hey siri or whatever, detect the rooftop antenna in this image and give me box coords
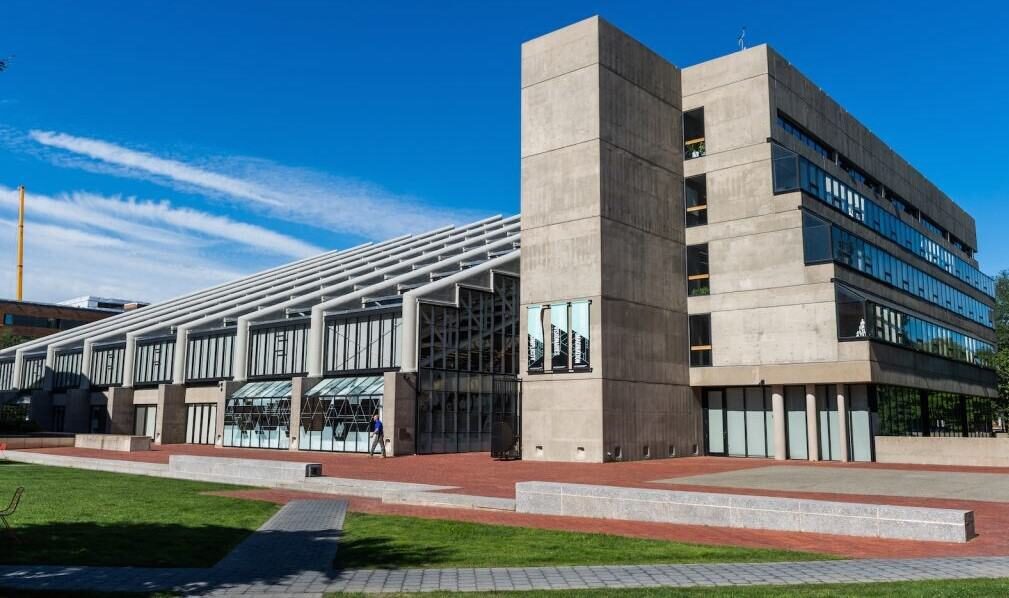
[737,26,747,51]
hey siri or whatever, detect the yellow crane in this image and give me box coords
[16,184,24,301]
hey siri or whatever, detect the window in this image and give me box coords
[686,244,710,296]
[830,226,992,328]
[684,175,707,227]
[683,108,705,159]
[835,286,867,339]
[550,303,569,371]
[2,314,11,326]
[833,284,994,368]
[776,113,831,160]
[526,306,544,371]
[802,212,832,263]
[689,314,712,367]
[771,143,995,298]
[772,143,799,192]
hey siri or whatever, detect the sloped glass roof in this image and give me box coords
[306,376,384,398]
[231,380,293,399]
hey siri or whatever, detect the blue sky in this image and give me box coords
[1,0,1006,302]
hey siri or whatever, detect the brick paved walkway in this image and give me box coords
[3,556,1009,595]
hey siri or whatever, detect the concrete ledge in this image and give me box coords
[3,450,168,476]
[515,482,974,543]
[382,491,517,511]
[168,455,321,483]
[0,435,75,450]
[74,434,151,452]
[875,436,1009,467]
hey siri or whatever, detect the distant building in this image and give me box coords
[0,299,117,342]
[58,296,149,313]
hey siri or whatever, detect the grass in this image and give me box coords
[0,461,278,567]
[328,578,1009,597]
[334,512,831,570]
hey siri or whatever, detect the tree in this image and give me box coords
[994,271,1009,423]
[0,330,28,350]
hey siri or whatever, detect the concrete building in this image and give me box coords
[0,17,999,465]
[59,296,149,313]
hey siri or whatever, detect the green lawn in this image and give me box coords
[329,578,1009,597]
[334,512,831,570]
[0,461,278,567]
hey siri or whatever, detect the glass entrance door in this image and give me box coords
[186,403,217,444]
[134,405,157,439]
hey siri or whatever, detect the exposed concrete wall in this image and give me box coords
[520,16,692,463]
[154,384,187,445]
[875,436,1009,467]
[765,46,977,250]
[65,389,92,433]
[28,390,53,430]
[106,387,135,435]
[289,376,320,452]
[384,371,417,457]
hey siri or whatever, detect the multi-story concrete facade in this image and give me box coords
[519,17,997,464]
[0,16,999,466]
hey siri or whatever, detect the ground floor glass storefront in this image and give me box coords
[704,383,1000,461]
[299,376,383,453]
[223,380,291,449]
[703,385,873,462]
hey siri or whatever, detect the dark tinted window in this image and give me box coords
[802,212,832,263]
[684,175,707,227]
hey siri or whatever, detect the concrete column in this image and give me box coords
[306,309,325,378]
[65,389,92,433]
[399,298,419,373]
[171,328,187,384]
[79,341,93,390]
[836,385,850,463]
[384,371,417,457]
[154,384,187,445]
[232,321,249,383]
[805,384,819,461]
[106,386,135,435]
[771,385,786,460]
[12,348,24,393]
[121,335,136,389]
[289,376,321,452]
[43,346,56,392]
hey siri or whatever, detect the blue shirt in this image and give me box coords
[372,419,384,435]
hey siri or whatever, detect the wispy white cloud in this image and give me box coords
[27,129,482,240]
[0,185,320,302]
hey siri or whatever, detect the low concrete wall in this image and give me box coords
[875,436,1009,467]
[74,434,151,452]
[516,482,974,543]
[0,435,75,450]
[168,455,322,483]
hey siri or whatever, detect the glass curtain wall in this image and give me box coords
[417,275,519,453]
[223,381,292,449]
[876,384,995,438]
[299,376,383,452]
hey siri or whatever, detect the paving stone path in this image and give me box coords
[3,499,1009,595]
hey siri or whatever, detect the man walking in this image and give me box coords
[369,413,386,458]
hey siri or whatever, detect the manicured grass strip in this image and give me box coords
[0,461,278,568]
[335,512,831,570]
[328,577,1009,597]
